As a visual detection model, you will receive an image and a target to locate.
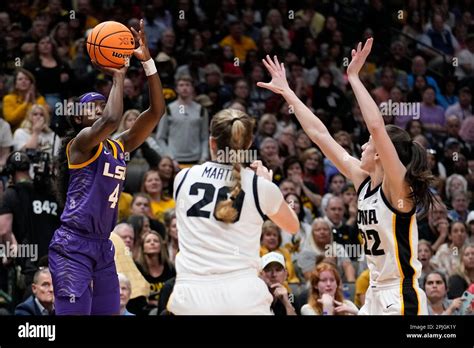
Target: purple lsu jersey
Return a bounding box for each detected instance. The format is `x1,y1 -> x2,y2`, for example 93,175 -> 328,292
60,138 -> 126,238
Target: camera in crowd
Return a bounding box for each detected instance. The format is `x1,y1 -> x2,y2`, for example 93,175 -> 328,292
1,150 -> 53,187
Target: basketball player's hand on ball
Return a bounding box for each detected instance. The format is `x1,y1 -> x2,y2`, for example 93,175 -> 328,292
257,55 -> 290,95
91,61 -> 127,77
250,160 -> 273,181
130,19 -> 151,62
347,38 -> 373,77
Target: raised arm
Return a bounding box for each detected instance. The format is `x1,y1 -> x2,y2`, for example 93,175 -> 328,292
346,39 -> 409,200
117,19 -> 165,153
71,65 -> 127,157
257,55 -> 368,190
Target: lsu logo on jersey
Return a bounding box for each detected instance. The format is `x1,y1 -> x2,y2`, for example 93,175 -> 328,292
102,162 -> 126,180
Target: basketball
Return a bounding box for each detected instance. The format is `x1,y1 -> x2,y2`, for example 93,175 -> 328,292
86,21 -> 135,68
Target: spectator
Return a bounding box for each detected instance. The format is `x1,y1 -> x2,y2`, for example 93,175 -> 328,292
219,21 -> 257,64
0,151 -> 60,292
127,214 -> 151,260
3,68 -> 47,131
448,191 -> 470,223
281,193 -> 311,256
254,113 -> 278,149
12,104 -> 60,158
294,130 -> 312,159
143,4 -> 168,56
259,137 -> 283,183
157,156 -> 176,198
283,156 -> 321,216
136,230 -> 176,308
424,271 -> 463,315
260,220 -> 300,284
118,273 -> 135,316
297,218 -> 355,282
432,221 -> 469,276
419,86 -> 446,136
418,200 -> 450,252
323,196 -> 359,251
418,240 -> 436,287
407,56 -> 443,104
261,9 -> 291,50
444,87 -> 472,122
301,148 -> 325,196
0,118 -> 13,167
15,268 -> 54,315
372,67 -> 397,105
455,33 -> 474,79
20,17 -> 48,55
164,209 -> 178,264
260,252 -> 296,316
448,244 -> 474,298
113,222 -> 135,253
140,170 -> 175,223
300,262 -> 358,315
420,14 -> 460,71
110,225 -> 150,315
445,174 -> 468,203
23,35 -> 73,134
156,75 -> 209,166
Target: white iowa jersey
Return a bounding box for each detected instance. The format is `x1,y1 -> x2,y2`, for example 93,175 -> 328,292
173,161 -> 284,276
357,177 -> 422,287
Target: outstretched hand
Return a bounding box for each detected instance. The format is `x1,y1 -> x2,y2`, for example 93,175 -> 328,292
257,55 -> 290,95
131,19 -> 151,62
347,38 -> 373,77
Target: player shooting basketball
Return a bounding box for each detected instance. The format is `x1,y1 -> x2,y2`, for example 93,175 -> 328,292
49,19 -> 165,315
258,38 -> 435,315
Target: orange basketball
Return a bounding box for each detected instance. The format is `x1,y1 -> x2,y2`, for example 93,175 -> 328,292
86,21 -> 135,68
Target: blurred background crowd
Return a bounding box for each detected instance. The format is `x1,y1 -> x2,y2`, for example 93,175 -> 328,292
0,0 -> 473,316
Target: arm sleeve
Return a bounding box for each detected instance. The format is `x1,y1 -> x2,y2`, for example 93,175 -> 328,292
140,141 -> 160,168
257,177 -> 284,216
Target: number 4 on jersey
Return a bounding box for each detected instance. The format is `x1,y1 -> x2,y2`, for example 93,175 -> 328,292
108,184 -> 120,209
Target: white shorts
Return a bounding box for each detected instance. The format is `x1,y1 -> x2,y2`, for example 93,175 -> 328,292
167,269 -> 273,315
359,283 -> 428,315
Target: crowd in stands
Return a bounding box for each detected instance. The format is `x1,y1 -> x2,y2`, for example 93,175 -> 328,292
0,0 -> 473,315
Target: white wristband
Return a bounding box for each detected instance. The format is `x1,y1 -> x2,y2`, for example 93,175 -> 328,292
141,58 -> 157,76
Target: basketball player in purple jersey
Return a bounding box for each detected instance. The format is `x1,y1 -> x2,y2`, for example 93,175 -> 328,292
49,20 -> 165,315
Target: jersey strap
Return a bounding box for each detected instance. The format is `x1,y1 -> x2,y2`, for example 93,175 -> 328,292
356,176 -> 370,196
174,168 -> 190,201
253,174 -> 266,220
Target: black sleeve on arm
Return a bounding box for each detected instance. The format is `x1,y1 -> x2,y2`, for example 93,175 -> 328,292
140,141 -> 161,169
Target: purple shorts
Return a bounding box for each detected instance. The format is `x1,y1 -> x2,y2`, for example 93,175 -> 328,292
48,228 -> 119,315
